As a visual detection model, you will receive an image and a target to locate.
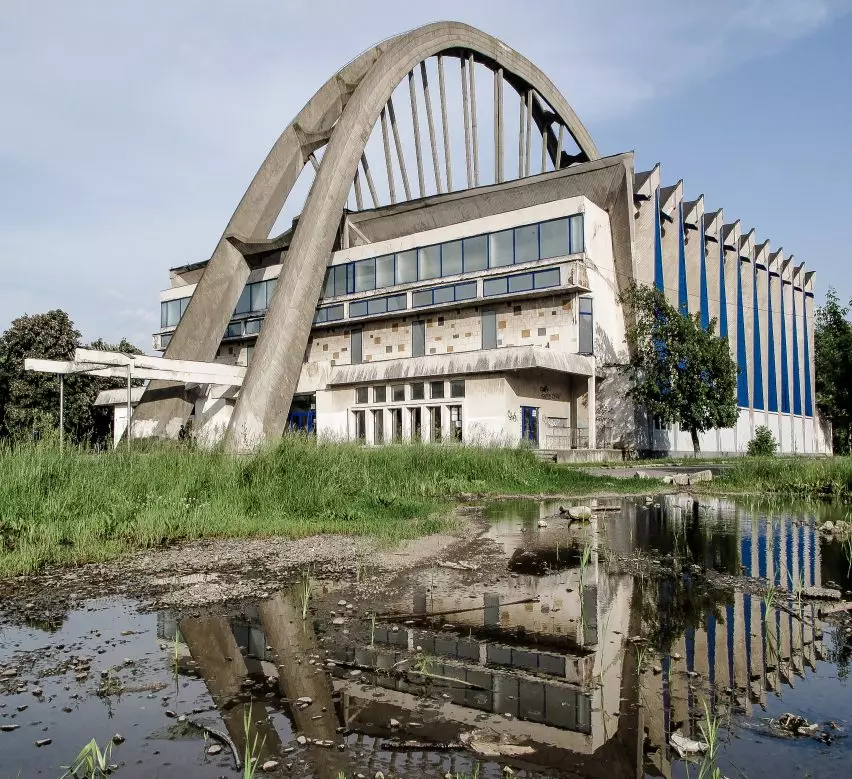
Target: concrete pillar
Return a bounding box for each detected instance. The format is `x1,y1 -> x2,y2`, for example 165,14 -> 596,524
587,374 -> 596,450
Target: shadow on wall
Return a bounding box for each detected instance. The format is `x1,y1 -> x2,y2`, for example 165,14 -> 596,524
593,321 -> 637,453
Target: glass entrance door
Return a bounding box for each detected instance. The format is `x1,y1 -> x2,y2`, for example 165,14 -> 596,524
521,406 -> 539,447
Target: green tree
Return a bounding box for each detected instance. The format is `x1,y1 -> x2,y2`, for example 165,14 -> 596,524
621,284 -> 739,455
814,287 -> 852,454
0,311 -> 141,447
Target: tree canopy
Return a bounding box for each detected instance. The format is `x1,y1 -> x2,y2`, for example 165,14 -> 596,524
0,310 -> 141,447
621,284 -> 739,454
815,287 -> 852,454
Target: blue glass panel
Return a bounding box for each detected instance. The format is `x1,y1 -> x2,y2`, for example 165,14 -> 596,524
386,294 -> 406,312
441,240 -> 463,276
367,297 -> 388,315
677,203 -> 688,315
489,230 -> 513,268
514,224 -> 538,264
412,289 -> 432,307
508,273 -> 533,293
736,257 -> 749,407
767,273 -> 778,412
454,282 -> 477,301
326,304 -> 344,321
753,264 -> 764,410
432,285 -> 454,304
654,190 -> 664,293
483,277 -> 507,296
699,231 -> 709,329
792,290 -> 802,415
463,235 -> 487,272
534,268 -> 561,289
349,300 -> 368,317
539,218 -> 569,259
569,214 -> 584,254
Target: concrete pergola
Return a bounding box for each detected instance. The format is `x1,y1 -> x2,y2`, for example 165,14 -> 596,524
129,21 -> 600,452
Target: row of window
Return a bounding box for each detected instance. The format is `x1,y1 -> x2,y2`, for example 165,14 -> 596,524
160,297 -> 190,328
160,278 -> 278,330
355,380 -> 465,405
482,268 -> 561,297
322,214 -> 584,299
353,405 -> 463,444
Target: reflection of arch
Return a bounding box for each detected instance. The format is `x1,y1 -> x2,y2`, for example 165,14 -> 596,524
131,21 -> 600,449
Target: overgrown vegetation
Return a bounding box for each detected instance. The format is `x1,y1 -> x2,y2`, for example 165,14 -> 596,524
708,456 -> 852,498
815,287 -> 852,454
0,436 -> 652,577
746,425 -> 777,457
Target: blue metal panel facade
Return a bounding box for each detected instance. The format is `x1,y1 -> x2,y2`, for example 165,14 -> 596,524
752,263 -> 764,410
780,281 -> 790,414
766,273 -> 778,413
699,230 -> 710,329
678,203 -> 688,314
736,256 -> 749,407
654,188 -> 665,293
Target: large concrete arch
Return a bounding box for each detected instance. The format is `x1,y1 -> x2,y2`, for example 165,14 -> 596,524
131,21 -> 600,446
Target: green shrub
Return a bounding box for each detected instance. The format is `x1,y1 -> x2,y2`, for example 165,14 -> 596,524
747,426 -> 778,457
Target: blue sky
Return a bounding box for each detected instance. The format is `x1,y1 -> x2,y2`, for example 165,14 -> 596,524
1,0 -> 850,350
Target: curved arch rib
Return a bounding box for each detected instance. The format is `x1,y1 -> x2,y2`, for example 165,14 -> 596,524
223,21 -> 599,451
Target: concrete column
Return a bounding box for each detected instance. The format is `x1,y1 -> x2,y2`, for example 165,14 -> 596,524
587,375 -> 596,450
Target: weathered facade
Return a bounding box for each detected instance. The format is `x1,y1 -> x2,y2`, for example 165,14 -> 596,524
136,22 -> 829,456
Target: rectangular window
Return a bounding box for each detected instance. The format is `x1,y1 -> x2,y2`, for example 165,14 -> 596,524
386,294 -> 406,312
412,290 -> 432,308
418,244 -> 441,280
367,297 -> 387,315
508,273 -> 534,293
325,304 -> 344,322
412,321 -> 425,357
514,224 -> 539,264
450,405 -> 463,441
463,235 -> 488,272
432,285 -> 454,305
454,282 -> 477,301
351,328 -> 363,364
375,254 -> 395,288
235,286 -> 251,315
354,410 -> 366,441
450,380 -> 465,398
482,310 -> 497,349
489,229 -> 514,268
430,381 -> 445,399
245,345 -> 255,366
354,259 -> 376,292
266,278 -> 277,302
392,384 -> 405,402
483,277 -> 508,297
441,240 -> 463,276
373,410 -> 384,444
411,382 -> 425,400
396,250 -> 417,284
160,333 -> 172,348
355,387 -> 368,404
410,406 -> 422,441
333,264 -> 348,297
569,214 -> 584,254
390,408 -> 403,440
349,300 -> 368,317
244,318 -> 262,335
431,407 -> 442,442
579,296 -> 594,354
161,299 -> 185,328
534,268 -> 561,289
373,386 -> 386,403
539,217 -> 569,259
250,282 -> 267,312
323,269 -> 335,298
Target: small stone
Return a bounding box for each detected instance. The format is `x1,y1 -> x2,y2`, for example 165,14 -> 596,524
35,738 -> 52,747
332,617 -> 346,626
1,668 -> 18,678
207,744 -> 222,755
537,520 -> 548,528
389,718 -> 400,728
503,712 -> 513,719
112,733 -> 125,745
16,705 -> 28,712
338,600 -> 347,606
31,688 -> 43,697
297,696 -> 313,705
296,735 -> 308,745
165,710 -> 177,718
261,760 -> 279,771
349,669 -> 362,677
1,724 -> 20,732
652,665 -> 662,675
375,773 -> 385,779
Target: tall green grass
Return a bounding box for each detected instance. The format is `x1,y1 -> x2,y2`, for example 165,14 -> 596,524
0,436 -> 643,577
710,456 -> 852,498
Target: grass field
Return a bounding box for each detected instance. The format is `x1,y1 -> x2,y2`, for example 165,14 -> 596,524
0,437 -> 648,577
709,456 -> 852,498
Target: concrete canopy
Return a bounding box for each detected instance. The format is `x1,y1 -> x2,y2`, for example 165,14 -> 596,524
131,21 -> 600,450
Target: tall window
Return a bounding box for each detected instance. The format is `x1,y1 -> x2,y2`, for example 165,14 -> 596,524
410,407 -> 422,441
350,328 -> 363,364
373,410 -> 384,444
353,410 -> 366,442
412,321 -> 425,357
482,310 -> 497,349
578,297 -> 594,354
450,406 -> 463,441
430,407 -> 442,442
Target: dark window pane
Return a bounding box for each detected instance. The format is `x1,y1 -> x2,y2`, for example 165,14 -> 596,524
454,282 -> 477,301
333,264 -> 348,296
245,318 -> 262,334
534,268 -> 561,289
351,329 -> 363,364
376,254 -> 395,288
396,250 -> 417,283
489,229 -> 513,267
180,297 -> 190,316
250,282 -> 266,312
579,297 -> 593,354
386,294 -> 406,312
411,382 -> 425,400
355,387 -> 368,404
349,300 -> 368,318
514,224 -> 539,264
463,235 -> 487,272
327,304 -> 344,322
450,380 -> 465,398
483,277 -> 507,297
367,297 -> 387,315
482,310 -> 497,349
430,381 -> 445,399
226,321 -> 243,337
433,285 -> 454,304
412,290 -> 432,307
235,286 -> 251,315
392,385 -> 405,402
160,302 -> 168,328
412,321 -> 425,357
569,214 -> 584,254
266,278 -> 277,301
441,240 -> 463,276
354,259 -> 376,292
508,273 -> 534,293
313,309 -> 327,325
539,218 -> 569,259
160,333 -> 172,348
323,269 -> 334,298
373,386 -> 386,403
419,245 -> 441,280
165,299 -> 181,326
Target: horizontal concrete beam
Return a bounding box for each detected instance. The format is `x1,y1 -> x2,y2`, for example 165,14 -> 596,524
27,358 -> 243,387
74,349 -> 246,383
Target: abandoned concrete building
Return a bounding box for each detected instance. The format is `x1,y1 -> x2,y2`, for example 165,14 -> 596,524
129,22 -> 829,456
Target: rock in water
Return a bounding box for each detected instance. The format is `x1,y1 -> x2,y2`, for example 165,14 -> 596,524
261,760 -> 279,772
670,731 -> 708,758
567,506 -> 592,521
688,469 -> 713,484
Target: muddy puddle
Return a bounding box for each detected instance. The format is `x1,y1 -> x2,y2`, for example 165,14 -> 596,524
3,495 -> 852,778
